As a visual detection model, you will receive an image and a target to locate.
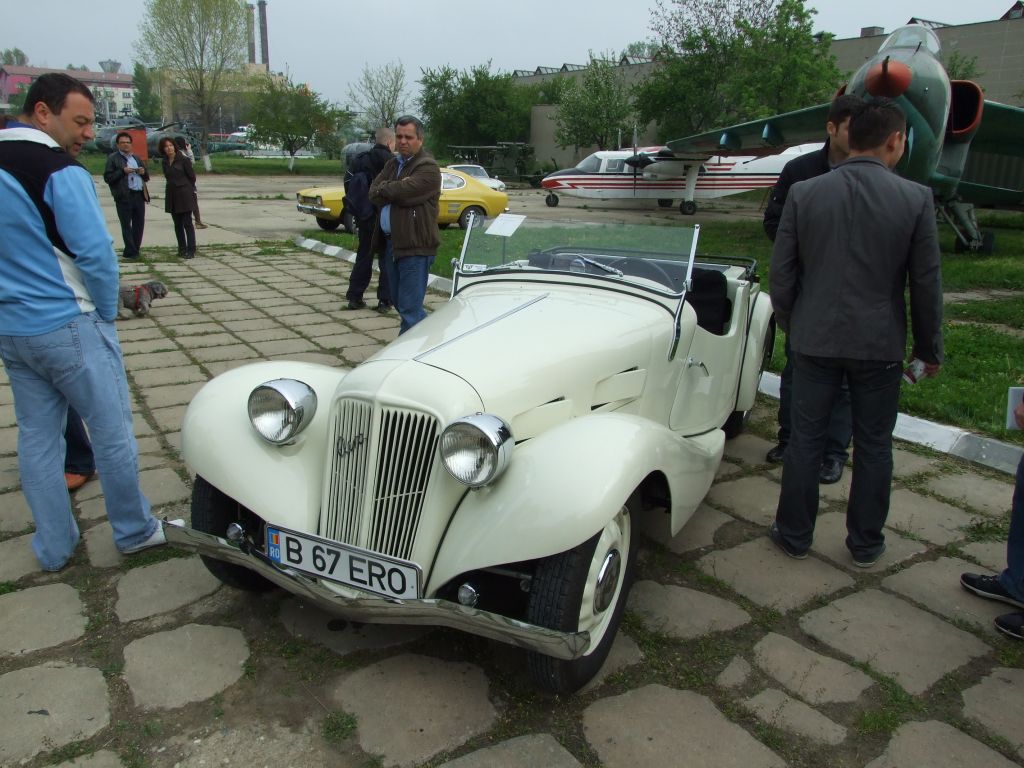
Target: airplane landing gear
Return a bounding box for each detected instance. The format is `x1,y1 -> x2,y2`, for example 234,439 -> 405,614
545,193 -> 559,207
679,200 -> 697,216
941,200 -> 995,254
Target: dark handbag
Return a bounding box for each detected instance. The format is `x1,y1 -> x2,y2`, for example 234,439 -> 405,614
142,183 -> 150,204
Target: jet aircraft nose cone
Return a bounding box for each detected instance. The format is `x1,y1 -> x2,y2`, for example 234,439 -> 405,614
865,57 -> 913,98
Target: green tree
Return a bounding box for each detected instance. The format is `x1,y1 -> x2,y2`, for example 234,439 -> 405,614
7,82 -> 30,114
346,61 -> 408,135
1,47 -> 28,65
136,0 -> 248,164
418,63 -> 534,152
620,41 -> 663,60
247,76 -> 346,170
943,50 -> 983,81
554,54 -> 635,151
65,64 -> 89,71
636,0 -> 840,140
132,62 -> 163,122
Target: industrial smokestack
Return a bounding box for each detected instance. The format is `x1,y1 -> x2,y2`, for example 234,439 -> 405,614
247,4 -> 256,65
258,0 -> 270,68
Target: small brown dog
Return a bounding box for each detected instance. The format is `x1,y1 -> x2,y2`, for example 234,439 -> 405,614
118,281 -> 168,318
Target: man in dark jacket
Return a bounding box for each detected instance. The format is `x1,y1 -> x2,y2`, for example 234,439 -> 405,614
768,98 -> 943,568
345,126 -> 394,311
103,131 -> 149,260
762,94 -> 862,484
369,116 -> 441,334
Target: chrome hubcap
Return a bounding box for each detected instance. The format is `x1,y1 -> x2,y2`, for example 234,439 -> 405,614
593,548 -> 621,614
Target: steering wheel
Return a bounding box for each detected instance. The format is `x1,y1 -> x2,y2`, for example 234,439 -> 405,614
608,257 -> 677,290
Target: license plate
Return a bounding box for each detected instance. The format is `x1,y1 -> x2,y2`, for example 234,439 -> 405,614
266,525 -> 420,600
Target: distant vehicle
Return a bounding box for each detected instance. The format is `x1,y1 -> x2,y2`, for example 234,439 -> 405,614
295,167 -> 509,233
540,144 -> 821,215
449,164 -> 506,192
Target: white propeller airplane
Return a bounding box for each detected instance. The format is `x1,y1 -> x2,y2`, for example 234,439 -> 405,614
540,143 -> 823,215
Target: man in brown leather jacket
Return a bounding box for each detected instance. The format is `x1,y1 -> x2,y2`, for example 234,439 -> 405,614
369,116 -> 440,334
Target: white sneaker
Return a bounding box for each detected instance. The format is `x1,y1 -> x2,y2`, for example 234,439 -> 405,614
121,518 -> 185,554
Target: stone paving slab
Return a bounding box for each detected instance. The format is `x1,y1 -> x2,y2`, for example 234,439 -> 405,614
884,488 -> 976,545
722,433 -> 776,467
582,684 -> 785,768
163,720 -> 341,768
961,540 -> 1007,572
580,632 -> 643,694
132,365 -> 209,387
961,667 -> 1024,760
698,537 -> 854,612
84,521 -> 123,568
0,583 -> 86,655
0,532 -> 38,581
54,750 -> 123,767
864,720 -> 1019,768
752,632 -> 874,704
705,476 -> 781,526
882,557 -> 1007,634
660,503 -> 733,553
279,598 -> 431,655
122,623 -> 249,709
742,687 -> 847,745
438,734 -> 583,768
799,589 -> 990,695
0,664 -> 110,764
0,490 -> 33,532
329,654 -> 496,768
115,556 -> 221,622
924,472 -> 1014,516
716,656 -> 752,688
810,511 -> 927,572
628,580 -> 751,638
139,466 -> 191,506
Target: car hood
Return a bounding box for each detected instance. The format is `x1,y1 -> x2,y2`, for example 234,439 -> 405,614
297,185 -> 343,198
370,283 -> 670,439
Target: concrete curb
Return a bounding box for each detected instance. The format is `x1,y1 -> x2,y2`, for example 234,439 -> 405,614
294,237 -> 1021,476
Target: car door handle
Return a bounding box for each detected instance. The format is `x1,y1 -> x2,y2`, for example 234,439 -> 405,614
687,357 -> 709,376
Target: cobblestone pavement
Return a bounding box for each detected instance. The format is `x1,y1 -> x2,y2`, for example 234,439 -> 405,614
0,243 -> 1022,768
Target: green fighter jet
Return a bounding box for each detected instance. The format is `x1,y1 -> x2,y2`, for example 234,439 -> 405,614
666,24 -> 1024,253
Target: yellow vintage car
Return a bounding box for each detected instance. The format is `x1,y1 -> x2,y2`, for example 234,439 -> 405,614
296,168 -> 509,233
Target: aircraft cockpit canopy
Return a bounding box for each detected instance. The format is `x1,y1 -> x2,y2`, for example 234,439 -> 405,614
575,154 -> 602,173
878,25 -> 941,55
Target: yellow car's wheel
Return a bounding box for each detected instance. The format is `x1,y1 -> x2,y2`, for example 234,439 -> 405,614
315,217 -> 341,231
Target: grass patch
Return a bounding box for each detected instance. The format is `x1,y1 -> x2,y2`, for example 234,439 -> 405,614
856,675 -> 926,735
119,542 -> 194,571
0,581 -> 18,595
80,153 -> 342,177
898,323 -> 1024,445
946,295 -> 1024,329
963,512 -> 1011,542
322,710 -> 358,744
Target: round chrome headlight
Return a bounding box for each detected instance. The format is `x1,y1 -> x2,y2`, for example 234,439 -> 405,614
247,379 -> 317,444
440,413 -> 514,487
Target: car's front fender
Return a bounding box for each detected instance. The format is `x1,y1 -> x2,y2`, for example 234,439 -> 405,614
181,361 -> 348,530
428,413 -> 722,590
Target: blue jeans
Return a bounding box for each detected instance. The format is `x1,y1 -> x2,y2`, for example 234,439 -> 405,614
1001,455 -> 1024,603
776,353 -> 902,558
382,239 -> 433,334
0,313 -> 155,570
64,406 -> 95,475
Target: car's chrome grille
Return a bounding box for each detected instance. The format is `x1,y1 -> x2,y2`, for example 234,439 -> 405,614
323,399 -> 439,561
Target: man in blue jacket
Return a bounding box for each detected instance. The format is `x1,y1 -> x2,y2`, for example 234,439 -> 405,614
0,73 -> 172,571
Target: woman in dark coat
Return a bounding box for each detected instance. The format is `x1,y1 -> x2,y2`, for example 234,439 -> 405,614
158,136 -> 197,259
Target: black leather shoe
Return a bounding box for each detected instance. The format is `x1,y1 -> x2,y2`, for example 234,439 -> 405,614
768,523 -> 808,560
346,299 -> 367,310
766,444 -> 786,463
819,457 -> 844,484
375,302 -> 392,314
995,611 -> 1024,640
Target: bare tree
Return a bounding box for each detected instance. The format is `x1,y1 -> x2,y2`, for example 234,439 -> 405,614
136,0 -> 248,167
347,61 -> 409,134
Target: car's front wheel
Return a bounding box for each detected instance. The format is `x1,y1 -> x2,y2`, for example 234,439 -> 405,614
315,217 -> 341,231
191,476 -> 276,592
526,502 -> 637,694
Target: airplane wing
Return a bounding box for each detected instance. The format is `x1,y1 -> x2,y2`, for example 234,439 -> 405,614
971,100 -> 1024,157
666,103 -> 831,155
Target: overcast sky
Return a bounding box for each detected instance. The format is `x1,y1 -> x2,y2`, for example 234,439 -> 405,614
4,0 -> 1016,113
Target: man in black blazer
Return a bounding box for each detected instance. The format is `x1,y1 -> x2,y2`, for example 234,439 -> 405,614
103,131 -> 149,260
763,95 -> 863,484
768,98 -> 943,568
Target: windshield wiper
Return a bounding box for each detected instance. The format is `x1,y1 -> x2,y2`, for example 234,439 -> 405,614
573,256 -> 623,276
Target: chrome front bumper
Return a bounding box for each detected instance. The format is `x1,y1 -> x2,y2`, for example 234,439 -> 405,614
296,203 -> 333,216
164,523 -> 590,660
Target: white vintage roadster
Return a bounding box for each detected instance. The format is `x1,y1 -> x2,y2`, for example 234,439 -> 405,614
167,216 -> 774,694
